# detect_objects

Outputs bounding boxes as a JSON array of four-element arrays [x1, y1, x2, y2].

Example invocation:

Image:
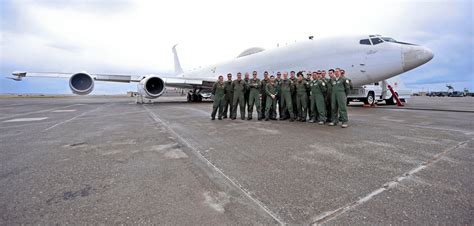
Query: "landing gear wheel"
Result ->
[[187, 92, 194, 102]]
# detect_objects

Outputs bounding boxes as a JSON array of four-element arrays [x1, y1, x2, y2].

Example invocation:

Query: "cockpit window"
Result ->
[[359, 39, 371, 45], [370, 37, 384, 45], [382, 37, 417, 45], [381, 37, 397, 42]]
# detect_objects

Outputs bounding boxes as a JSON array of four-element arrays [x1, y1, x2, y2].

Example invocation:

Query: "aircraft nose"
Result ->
[[402, 45, 434, 72]]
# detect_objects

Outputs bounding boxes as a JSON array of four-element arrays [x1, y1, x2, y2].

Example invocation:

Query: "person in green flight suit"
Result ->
[[295, 72, 309, 122], [211, 75, 225, 120], [275, 72, 282, 119], [231, 72, 247, 120], [260, 71, 270, 120], [244, 72, 250, 112], [289, 70, 298, 118], [247, 71, 262, 120], [339, 69, 352, 122], [308, 71, 327, 124], [280, 72, 295, 121], [222, 73, 233, 119], [322, 69, 333, 122], [306, 71, 312, 121], [265, 75, 278, 121], [329, 68, 351, 128]]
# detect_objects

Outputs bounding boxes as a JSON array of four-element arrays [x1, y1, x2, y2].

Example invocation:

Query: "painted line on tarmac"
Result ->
[[43, 104, 109, 131], [143, 105, 285, 225], [51, 109, 77, 113], [311, 139, 471, 225], [3, 117, 48, 122], [0, 103, 83, 120]]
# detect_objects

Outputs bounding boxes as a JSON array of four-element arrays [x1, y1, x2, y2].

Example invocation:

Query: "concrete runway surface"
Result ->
[[1, 95, 473, 224]]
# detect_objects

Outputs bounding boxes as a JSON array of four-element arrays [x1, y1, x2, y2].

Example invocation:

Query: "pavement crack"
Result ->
[[143, 105, 285, 225], [311, 139, 471, 225]]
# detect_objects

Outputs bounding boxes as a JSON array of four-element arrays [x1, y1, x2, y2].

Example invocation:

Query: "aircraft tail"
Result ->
[[172, 44, 184, 75]]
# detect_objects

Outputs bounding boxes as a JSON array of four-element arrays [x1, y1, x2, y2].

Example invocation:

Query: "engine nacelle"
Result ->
[[139, 76, 166, 99], [69, 73, 94, 95]]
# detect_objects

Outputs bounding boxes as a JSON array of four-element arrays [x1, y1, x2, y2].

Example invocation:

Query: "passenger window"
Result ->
[[371, 38, 383, 45], [359, 39, 371, 45]]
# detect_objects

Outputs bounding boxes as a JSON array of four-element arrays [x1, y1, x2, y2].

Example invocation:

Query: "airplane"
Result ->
[[9, 34, 433, 103]]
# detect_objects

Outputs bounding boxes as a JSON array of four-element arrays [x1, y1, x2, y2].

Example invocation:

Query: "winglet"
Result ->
[[172, 44, 184, 75]]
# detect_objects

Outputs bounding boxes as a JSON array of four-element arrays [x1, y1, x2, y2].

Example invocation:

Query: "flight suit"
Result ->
[[211, 81, 225, 120], [290, 77, 298, 117], [295, 80, 309, 121], [223, 80, 233, 118], [231, 79, 247, 120], [309, 79, 327, 122], [339, 77, 352, 122], [330, 77, 351, 123], [275, 78, 282, 119], [324, 77, 332, 122], [280, 79, 295, 120], [244, 78, 250, 111], [265, 82, 278, 120], [247, 78, 261, 120], [306, 77, 312, 120], [260, 78, 270, 120]]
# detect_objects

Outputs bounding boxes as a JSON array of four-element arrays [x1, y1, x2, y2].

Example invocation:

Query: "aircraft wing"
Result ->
[[9, 71, 215, 89], [10, 71, 143, 82]]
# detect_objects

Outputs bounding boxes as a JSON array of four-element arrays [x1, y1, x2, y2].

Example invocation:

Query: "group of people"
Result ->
[[211, 68, 352, 128]]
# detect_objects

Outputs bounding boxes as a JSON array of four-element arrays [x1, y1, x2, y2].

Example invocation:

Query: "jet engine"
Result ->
[[69, 72, 94, 95], [138, 76, 166, 99]]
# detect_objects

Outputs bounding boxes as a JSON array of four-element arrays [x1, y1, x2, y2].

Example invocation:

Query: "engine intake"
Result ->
[[139, 76, 165, 98], [69, 73, 94, 95]]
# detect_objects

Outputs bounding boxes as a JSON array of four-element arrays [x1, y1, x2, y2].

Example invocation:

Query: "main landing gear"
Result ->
[[187, 88, 203, 102]]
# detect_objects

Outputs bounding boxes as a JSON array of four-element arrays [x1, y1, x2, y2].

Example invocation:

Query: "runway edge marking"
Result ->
[[143, 105, 285, 225], [311, 139, 471, 225]]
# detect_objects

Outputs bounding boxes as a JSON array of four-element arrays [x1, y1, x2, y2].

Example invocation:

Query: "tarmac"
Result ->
[[1, 94, 473, 224]]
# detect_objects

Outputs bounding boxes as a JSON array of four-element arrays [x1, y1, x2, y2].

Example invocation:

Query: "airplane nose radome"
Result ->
[[402, 46, 434, 72]]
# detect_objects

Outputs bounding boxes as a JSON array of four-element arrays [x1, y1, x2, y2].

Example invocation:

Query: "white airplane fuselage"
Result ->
[[182, 35, 433, 87], [11, 35, 433, 100]]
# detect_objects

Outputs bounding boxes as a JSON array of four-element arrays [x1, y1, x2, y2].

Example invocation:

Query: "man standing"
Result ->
[[211, 75, 225, 120], [309, 71, 327, 124], [306, 71, 312, 121], [247, 71, 262, 120], [275, 72, 282, 119], [223, 73, 233, 119], [265, 75, 278, 121], [244, 72, 251, 111], [289, 71, 298, 118], [260, 71, 270, 120], [280, 72, 295, 121], [231, 72, 247, 120], [295, 72, 309, 122], [323, 69, 333, 122], [329, 68, 350, 128]]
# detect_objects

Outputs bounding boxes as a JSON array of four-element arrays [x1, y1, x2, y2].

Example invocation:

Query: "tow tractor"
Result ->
[[347, 76, 411, 105]]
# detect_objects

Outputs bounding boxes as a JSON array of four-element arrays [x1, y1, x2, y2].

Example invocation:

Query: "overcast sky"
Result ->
[[1, 0, 473, 94]]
